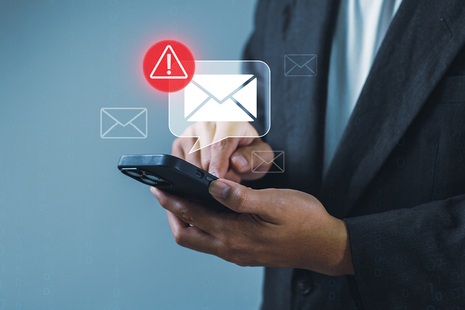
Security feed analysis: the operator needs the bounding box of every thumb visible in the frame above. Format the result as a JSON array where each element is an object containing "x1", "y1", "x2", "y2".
[{"x1": 208, "y1": 179, "x2": 259, "y2": 214}]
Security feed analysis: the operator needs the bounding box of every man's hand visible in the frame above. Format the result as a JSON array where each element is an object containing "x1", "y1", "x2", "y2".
[
  {"x1": 172, "y1": 122, "x2": 273, "y2": 182},
  {"x1": 151, "y1": 179, "x2": 354, "y2": 276}
]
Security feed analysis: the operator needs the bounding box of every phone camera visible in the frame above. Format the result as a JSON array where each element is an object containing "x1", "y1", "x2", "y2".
[
  {"x1": 141, "y1": 175, "x2": 158, "y2": 185},
  {"x1": 122, "y1": 168, "x2": 171, "y2": 188},
  {"x1": 143, "y1": 173, "x2": 160, "y2": 182},
  {"x1": 124, "y1": 169, "x2": 143, "y2": 178}
]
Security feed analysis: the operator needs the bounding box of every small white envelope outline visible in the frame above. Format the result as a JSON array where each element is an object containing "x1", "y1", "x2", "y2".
[
  {"x1": 251, "y1": 150, "x2": 285, "y2": 173},
  {"x1": 100, "y1": 108, "x2": 147, "y2": 139},
  {"x1": 284, "y1": 54, "x2": 317, "y2": 76},
  {"x1": 184, "y1": 74, "x2": 257, "y2": 122}
]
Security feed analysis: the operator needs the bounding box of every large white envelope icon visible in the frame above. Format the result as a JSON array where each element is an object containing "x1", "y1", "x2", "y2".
[
  {"x1": 100, "y1": 108, "x2": 147, "y2": 139},
  {"x1": 251, "y1": 150, "x2": 285, "y2": 173},
  {"x1": 184, "y1": 74, "x2": 257, "y2": 122}
]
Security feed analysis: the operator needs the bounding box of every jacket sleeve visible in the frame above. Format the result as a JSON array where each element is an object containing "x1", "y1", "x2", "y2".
[{"x1": 344, "y1": 193, "x2": 465, "y2": 309}]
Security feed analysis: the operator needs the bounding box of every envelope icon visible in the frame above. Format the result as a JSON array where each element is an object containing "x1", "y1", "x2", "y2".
[
  {"x1": 251, "y1": 150, "x2": 285, "y2": 173},
  {"x1": 284, "y1": 54, "x2": 317, "y2": 77},
  {"x1": 100, "y1": 108, "x2": 147, "y2": 139},
  {"x1": 184, "y1": 74, "x2": 257, "y2": 122}
]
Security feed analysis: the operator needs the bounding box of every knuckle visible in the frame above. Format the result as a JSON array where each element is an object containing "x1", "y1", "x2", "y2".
[
  {"x1": 222, "y1": 235, "x2": 238, "y2": 250},
  {"x1": 216, "y1": 230, "x2": 228, "y2": 245},
  {"x1": 222, "y1": 250, "x2": 250, "y2": 267},
  {"x1": 178, "y1": 208, "x2": 193, "y2": 225},
  {"x1": 172, "y1": 138, "x2": 181, "y2": 147},
  {"x1": 172, "y1": 138, "x2": 182, "y2": 150},
  {"x1": 272, "y1": 190, "x2": 288, "y2": 216},
  {"x1": 208, "y1": 162, "x2": 220, "y2": 173},
  {"x1": 223, "y1": 235, "x2": 245, "y2": 252},
  {"x1": 211, "y1": 138, "x2": 229, "y2": 150},
  {"x1": 172, "y1": 139, "x2": 186, "y2": 157},
  {"x1": 201, "y1": 157, "x2": 211, "y2": 170},
  {"x1": 222, "y1": 250, "x2": 234, "y2": 263},
  {"x1": 173, "y1": 230, "x2": 184, "y2": 246},
  {"x1": 209, "y1": 158, "x2": 220, "y2": 168},
  {"x1": 236, "y1": 194, "x2": 247, "y2": 211},
  {"x1": 221, "y1": 235, "x2": 233, "y2": 249},
  {"x1": 232, "y1": 188, "x2": 249, "y2": 212},
  {"x1": 233, "y1": 253, "x2": 249, "y2": 267}
]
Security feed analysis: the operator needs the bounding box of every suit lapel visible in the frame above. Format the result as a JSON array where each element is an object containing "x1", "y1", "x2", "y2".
[
  {"x1": 262, "y1": 0, "x2": 341, "y2": 193},
  {"x1": 320, "y1": 0, "x2": 465, "y2": 219}
]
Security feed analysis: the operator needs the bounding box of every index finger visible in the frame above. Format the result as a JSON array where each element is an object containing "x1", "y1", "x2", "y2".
[
  {"x1": 208, "y1": 137, "x2": 240, "y2": 178},
  {"x1": 208, "y1": 123, "x2": 255, "y2": 177}
]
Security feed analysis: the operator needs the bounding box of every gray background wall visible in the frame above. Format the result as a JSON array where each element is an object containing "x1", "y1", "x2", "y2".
[{"x1": 0, "y1": 0, "x2": 263, "y2": 309}]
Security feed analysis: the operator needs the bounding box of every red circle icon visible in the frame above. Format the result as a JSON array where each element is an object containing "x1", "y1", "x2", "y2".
[{"x1": 143, "y1": 40, "x2": 195, "y2": 93}]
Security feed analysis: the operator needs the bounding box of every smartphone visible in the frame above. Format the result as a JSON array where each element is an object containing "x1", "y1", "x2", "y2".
[{"x1": 117, "y1": 154, "x2": 236, "y2": 213}]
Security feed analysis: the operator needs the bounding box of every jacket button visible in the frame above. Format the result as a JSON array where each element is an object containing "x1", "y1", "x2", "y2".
[{"x1": 296, "y1": 277, "x2": 312, "y2": 296}]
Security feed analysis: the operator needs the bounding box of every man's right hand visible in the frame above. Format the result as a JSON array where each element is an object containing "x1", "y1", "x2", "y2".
[{"x1": 172, "y1": 122, "x2": 274, "y2": 182}]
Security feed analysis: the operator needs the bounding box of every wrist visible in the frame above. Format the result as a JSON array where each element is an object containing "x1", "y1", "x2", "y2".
[{"x1": 328, "y1": 218, "x2": 354, "y2": 276}]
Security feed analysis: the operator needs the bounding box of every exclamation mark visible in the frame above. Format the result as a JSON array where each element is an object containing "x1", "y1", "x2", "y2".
[{"x1": 167, "y1": 54, "x2": 171, "y2": 75}]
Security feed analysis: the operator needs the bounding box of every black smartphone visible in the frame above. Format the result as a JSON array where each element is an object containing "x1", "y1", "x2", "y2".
[{"x1": 118, "y1": 154, "x2": 235, "y2": 213}]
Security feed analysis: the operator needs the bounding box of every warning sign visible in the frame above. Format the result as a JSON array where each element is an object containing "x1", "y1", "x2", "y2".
[
  {"x1": 150, "y1": 45, "x2": 188, "y2": 79},
  {"x1": 143, "y1": 40, "x2": 195, "y2": 93}
]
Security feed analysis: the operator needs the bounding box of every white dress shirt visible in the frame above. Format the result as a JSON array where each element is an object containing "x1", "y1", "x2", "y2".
[{"x1": 323, "y1": 0, "x2": 403, "y2": 175}]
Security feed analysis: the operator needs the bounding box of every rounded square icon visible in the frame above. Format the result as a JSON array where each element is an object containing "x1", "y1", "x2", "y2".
[{"x1": 169, "y1": 61, "x2": 271, "y2": 152}]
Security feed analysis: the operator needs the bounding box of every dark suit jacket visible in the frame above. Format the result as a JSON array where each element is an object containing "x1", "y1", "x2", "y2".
[{"x1": 243, "y1": 0, "x2": 465, "y2": 309}]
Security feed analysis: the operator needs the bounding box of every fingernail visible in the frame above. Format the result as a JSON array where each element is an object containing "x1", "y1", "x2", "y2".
[
  {"x1": 210, "y1": 171, "x2": 218, "y2": 177},
  {"x1": 232, "y1": 154, "x2": 248, "y2": 170},
  {"x1": 209, "y1": 180, "x2": 230, "y2": 200}
]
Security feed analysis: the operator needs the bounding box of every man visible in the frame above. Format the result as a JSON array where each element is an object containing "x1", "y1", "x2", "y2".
[{"x1": 152, "y1": 0, "x2": 465, "y2": 309}]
